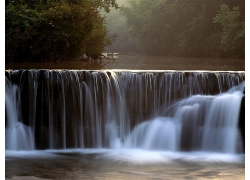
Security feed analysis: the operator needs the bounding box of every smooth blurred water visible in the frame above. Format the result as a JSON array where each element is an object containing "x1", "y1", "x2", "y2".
[
  {"x1": 5, "y1": 149, "x2": 245, "y2": 180},
  {"x1": 5, "y1": 79, "x2": 34, "y2": 150},
  {"x1": 112, "y1": 82, "x2": 244, "y2": 153},
  {"x1": 5, "y1": 70, "x2": 245, "y2": 179}
]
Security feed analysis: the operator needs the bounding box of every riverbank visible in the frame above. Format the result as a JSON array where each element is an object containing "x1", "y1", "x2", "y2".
[{"x1": 5, "y1": 55, "x2": 245, "y2": 71}]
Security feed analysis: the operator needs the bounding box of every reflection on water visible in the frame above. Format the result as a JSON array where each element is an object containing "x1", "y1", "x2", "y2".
[{"x1": 5, "y1": 149, "x2": 245, "y2": 180}]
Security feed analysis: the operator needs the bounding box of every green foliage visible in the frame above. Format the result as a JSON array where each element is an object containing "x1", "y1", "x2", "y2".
[
  {"x1": 6, "y1": 4, "x2": 42, "y2": 62},
  {"x1": 6, "y1": 0, "x2": 117, "y2": 62},
  {"x1": 213, "y1": 4, "x2": 245, "y2": 56},
  {"x1": 120, "y1": 0, "x2": 169, "y2": 54},
  {"x1": 121, "y1": 0, "x2": 245, "y2": 58}
]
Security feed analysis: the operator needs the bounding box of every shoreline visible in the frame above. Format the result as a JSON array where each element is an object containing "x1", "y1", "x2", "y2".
[{"x1": 5, "y1": 55, "x2": 245, "y2": 71}]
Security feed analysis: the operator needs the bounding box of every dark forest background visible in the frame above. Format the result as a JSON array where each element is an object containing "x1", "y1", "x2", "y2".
[{"x1": 5, "y1": 0, "x2": 245, "y2": 62}]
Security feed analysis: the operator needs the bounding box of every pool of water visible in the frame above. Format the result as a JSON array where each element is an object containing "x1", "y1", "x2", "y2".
[{"x1": 5, "y1": 149, "x2": 245, "y2": 180}]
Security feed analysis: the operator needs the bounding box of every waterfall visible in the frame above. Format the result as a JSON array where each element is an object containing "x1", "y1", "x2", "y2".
[
  {"x1": 124, "y1": 82, "x2": 244, "y2": 153},
  {"x1": 201, "y1": 88, "x2": 244, "y2": 153},
  {"x1": 5, "y1": 70, "x2": 245, "y2": 154},
  {"x1": 5, "y1": 77, "x2": 34, "y2": 150}
]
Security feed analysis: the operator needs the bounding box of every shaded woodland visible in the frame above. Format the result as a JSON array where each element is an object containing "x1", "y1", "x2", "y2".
[
  {"x1": 106, "y1": 0, "x2": 244, "y2": 58},
  {"x1": 6, "y1": 0, "x2": 245, "y2": 63},
  {"x1": 5, "y1": 0, "x2": 118, "y2": 62}
]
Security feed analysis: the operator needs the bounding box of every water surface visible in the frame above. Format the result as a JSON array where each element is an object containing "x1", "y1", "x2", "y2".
[{"x1": 6, "y1": 149, "x2": 245, "y2": 180}]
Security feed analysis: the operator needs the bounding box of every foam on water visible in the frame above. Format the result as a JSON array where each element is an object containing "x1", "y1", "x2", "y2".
[
  {"x1": 96, "y1": 149, "x2": 245, "y2": 164},
  {"x1": 5, "y1": 149, "x2": 244, "y2": 164}
]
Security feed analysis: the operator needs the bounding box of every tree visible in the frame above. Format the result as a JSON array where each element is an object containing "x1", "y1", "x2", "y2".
[
  {"x1": 120, "y1": 0, "x2": 244, "y2": 58},
  {"x1": 213, "y1": 4, "x2": 245, "y2": 57},
  {"x1": 5, "y1": 0, "x2": 118, "y2": 62},
  {"x1": 5, "y1": 4, "x2": 41, "y2": 62},
  {"x1": 121, "y1": 0, "x2": 172, "y2": 55}
]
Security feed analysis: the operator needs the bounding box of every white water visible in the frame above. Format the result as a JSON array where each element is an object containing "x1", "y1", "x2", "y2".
[
  {"x1": 5, "y1": 148, "x2": 244, "y2": 164},
  {"x1": 201, "y1": 91, "x2": 243, "y2": 153},
  {"x1": 123, "y1": 117, "x2": 180, "y2": 151},
  {"x1": 110, "y1": 82, "x2": 245, "y2": 154},
  {"x1": 5, "y1": 79, "x2": 34, "y2": 150},
  {"x1": 5, "y1": 71, "x2": 245, "y2": 154}
]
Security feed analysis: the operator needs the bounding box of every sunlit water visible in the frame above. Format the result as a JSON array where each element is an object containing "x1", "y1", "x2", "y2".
[{"x1": 5, "y1": 149, "x2": 244, "y2": 180}]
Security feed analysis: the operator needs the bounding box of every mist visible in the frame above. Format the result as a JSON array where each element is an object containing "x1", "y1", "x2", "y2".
[{"x1": 103, "y1": 0, "x2": 245, "y2": 58}]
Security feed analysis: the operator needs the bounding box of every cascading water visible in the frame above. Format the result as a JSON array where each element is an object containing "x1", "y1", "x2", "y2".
[
  {"x1": 5, "y1": 77, "x2": 34, "y2": 150},
  {"x1": 123, "y1": 117, "x2": 181, "y2": 151},
  {"x1": 5, "y1": 70, "x2": 245, "y2": 154},
  {"x1": 124, "y1": 82, "x2": 244, "y2": 154}
]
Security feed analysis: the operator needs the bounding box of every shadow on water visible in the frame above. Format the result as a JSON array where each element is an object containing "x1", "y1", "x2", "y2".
[
  {"x1": 5, "y1": 60, "x2": 109, "y2": 70},
  {"x1": 5, "y1": 55, "x2": 244, "y2": 71}
]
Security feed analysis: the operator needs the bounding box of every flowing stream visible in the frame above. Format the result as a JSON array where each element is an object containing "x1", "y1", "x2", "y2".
[{"x1": 5, "y1": 70, "x2": 245, "y2": 179}]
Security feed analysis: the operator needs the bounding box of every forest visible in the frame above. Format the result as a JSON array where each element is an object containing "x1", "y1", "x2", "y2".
[
  {"x1": 105, "y1": 0, "x2": 245, "y2": 58},
  {"x1": 5, "y1": 0, "x2": 245, "y2": 62},
  {"x1": 5, "y1": 0, "x2": 118, "y2": 62}
]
